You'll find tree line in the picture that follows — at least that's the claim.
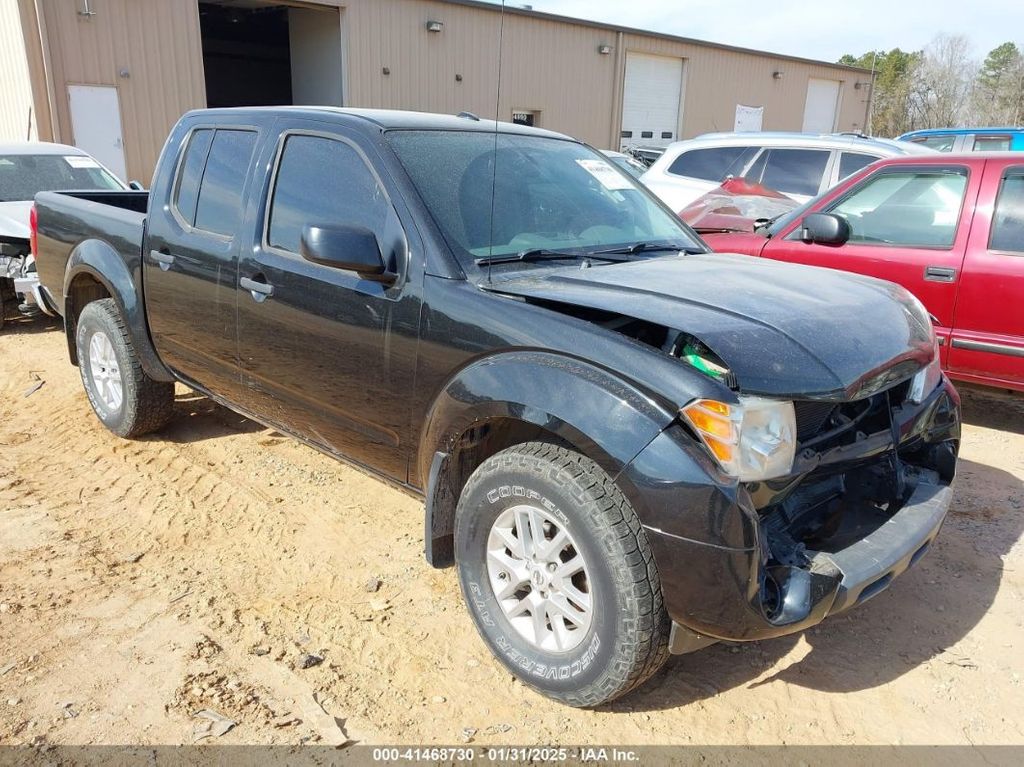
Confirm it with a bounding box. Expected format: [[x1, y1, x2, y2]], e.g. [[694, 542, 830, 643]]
[[839, 36, 1024, 138]]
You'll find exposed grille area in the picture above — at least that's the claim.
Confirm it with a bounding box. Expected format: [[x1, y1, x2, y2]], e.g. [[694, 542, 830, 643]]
[[793, 401, 837, 442], [792, 379, 912, 448]]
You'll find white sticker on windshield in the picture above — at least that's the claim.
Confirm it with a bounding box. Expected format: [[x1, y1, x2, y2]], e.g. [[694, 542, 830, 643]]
[[64, 155, 100, 169], [575, 159, 632, 191]]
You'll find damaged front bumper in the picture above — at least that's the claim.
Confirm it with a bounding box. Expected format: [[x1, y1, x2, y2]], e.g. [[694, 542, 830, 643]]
[[621, 376, 960, 651]]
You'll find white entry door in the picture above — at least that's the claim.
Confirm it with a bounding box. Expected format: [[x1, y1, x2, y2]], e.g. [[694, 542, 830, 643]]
[[67, 85, 127, 181], [802, 79, 840, 134]]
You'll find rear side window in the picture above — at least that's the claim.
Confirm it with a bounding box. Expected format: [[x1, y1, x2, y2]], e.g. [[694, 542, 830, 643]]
[[838, 152, 879, 181], [972, 135, 1012, 152], [748, 148, 830, 197], [667, 146, 756, 182], [173, 129, 213, 226], [194, 130, 258, 237], [267, 134, 390, 254], [990, 172, 1024, 253]]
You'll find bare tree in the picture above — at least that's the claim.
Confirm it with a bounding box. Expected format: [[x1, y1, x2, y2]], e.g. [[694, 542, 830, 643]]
[[908, 35, 977, 129]]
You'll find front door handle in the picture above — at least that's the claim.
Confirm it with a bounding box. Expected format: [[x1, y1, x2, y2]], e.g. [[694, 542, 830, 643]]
[[240, 275, 274, 302], [924, 265, 956, 283], [149, 250, 175, 271]]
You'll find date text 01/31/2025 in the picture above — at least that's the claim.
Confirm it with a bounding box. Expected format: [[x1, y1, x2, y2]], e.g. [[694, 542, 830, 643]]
[[371, 746, 640, 762]]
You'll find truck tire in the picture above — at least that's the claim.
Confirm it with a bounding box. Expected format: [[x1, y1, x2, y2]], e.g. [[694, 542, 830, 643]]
[[0, 278, 16, 331], [76, 298, 174, 438], [454, 442, 670, 707]]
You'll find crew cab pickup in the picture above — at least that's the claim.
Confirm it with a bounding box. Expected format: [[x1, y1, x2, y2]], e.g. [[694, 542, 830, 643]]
[[33, 108, 960, 707], [703, 153, 1024, 393]]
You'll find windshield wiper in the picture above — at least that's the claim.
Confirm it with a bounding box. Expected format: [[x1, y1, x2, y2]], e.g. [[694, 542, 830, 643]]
[[587, 241, 694, 256], [474, 248, 586, 266], [475, 248, 638, 266]]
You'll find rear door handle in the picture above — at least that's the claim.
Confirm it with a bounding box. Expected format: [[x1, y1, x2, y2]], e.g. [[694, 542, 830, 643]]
[[240, 276, 274, 302], [149, 250, 175, 271], [924, 266, 956, 283]]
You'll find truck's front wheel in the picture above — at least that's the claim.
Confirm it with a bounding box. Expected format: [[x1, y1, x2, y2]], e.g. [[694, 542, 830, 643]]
[[455, 442, 670, 707], [76, 299, 173, 438]]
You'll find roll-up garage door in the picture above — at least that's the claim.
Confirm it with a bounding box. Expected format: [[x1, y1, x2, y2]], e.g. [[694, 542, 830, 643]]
[[620, 53, 684, 150]]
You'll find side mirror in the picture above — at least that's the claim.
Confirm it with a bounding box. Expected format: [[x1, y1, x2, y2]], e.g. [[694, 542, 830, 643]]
[[300, 224, 395, 283], [800, 213, 850, 245], [128, 180, 145, 191]]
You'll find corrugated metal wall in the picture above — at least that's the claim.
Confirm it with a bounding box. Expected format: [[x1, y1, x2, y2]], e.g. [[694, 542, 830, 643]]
[[9, 0, 868, 180], [0, 0, 37, 141], [34, 0, 206, 183], [342, 0, 869, 148], [622, 32, 865, 140]]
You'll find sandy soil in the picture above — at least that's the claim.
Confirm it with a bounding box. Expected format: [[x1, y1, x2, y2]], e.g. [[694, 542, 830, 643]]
[[0, 315, 1022, 748]]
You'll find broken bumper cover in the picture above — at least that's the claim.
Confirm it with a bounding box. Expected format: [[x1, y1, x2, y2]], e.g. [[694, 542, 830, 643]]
[[621, 379, 960, 650], [649, 478, 951, 649]]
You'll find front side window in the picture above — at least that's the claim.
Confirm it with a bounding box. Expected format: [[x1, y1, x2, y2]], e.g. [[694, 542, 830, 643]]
[[990, 172, 1024, 253], [827, 169, 968, 248], [666, 146, 757, 182], [0, 153, 123, 202], [746, 148, 830, 197], [194, 129, 257, 237], [387, 130, 703, 267], [268, 134, 391, 254], [912, 135, 956, 152]]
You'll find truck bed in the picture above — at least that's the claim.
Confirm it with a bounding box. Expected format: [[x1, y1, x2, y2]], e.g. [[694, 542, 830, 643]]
[[33, 190, 149, 316]]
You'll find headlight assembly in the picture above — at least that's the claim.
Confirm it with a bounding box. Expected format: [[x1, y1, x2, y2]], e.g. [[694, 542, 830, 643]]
[[908, 348, 943, 404], [681, 396, 797, 482]]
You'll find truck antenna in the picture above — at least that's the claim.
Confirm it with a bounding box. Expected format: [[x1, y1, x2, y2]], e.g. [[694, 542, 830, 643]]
[[486, 0, 506, 285]]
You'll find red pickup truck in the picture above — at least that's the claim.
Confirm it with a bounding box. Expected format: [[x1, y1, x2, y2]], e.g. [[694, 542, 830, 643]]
[[703, 153, 1024, 393]]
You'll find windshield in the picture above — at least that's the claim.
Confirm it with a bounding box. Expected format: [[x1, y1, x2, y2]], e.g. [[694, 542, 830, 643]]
[[387, 130, 704, 268], [0, 154, 124, 202]]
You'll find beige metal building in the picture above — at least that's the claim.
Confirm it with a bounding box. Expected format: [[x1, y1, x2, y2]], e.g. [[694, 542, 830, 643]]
[[1, 0, 871, 183]]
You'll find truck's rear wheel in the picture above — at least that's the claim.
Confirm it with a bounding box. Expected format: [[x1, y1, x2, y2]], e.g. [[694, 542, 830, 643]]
[[454, 442, 670, 707], [76, 299, 173, 438]]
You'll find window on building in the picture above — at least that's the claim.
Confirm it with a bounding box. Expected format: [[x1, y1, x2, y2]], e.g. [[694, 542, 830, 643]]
[[990, 172, 1024, 253], [193, 130, 258, 237], [268, 134, 391, 255], [828, 169, 968, 248], [667, 146, 757, 182]]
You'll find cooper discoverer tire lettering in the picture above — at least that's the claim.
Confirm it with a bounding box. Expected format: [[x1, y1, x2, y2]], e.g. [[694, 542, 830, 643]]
[[76, 298, 174, 438], [454, 441, 670, 707]]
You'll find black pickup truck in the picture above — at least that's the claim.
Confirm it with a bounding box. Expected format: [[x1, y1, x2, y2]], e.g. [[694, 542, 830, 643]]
[[33, 108, 961, 707]]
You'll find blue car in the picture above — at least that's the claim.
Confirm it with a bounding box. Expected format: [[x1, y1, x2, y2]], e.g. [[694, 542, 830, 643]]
[[897, 127, 1024, 152]]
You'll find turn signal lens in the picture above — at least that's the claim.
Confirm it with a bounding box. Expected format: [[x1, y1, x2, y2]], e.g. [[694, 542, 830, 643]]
[[681, 397, 797, 482]]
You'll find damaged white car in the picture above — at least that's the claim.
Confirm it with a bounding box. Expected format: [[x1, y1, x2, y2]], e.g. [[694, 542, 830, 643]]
[[0, 142, 127, 329]]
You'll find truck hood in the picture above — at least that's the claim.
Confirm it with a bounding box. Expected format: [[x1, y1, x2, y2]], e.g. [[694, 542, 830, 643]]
[[0, 201, 32, 242], [486, 253, 934, 400]]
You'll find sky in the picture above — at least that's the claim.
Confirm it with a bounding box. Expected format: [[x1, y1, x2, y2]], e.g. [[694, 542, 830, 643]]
[[490, 0, 1024, 63]]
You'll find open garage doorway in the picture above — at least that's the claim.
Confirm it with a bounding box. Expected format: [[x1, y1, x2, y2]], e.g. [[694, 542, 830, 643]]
[[198, 1, 344, 109]]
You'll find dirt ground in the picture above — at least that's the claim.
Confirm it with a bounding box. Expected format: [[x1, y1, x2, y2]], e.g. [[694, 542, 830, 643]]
[[0, 315, 1022, 748]]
